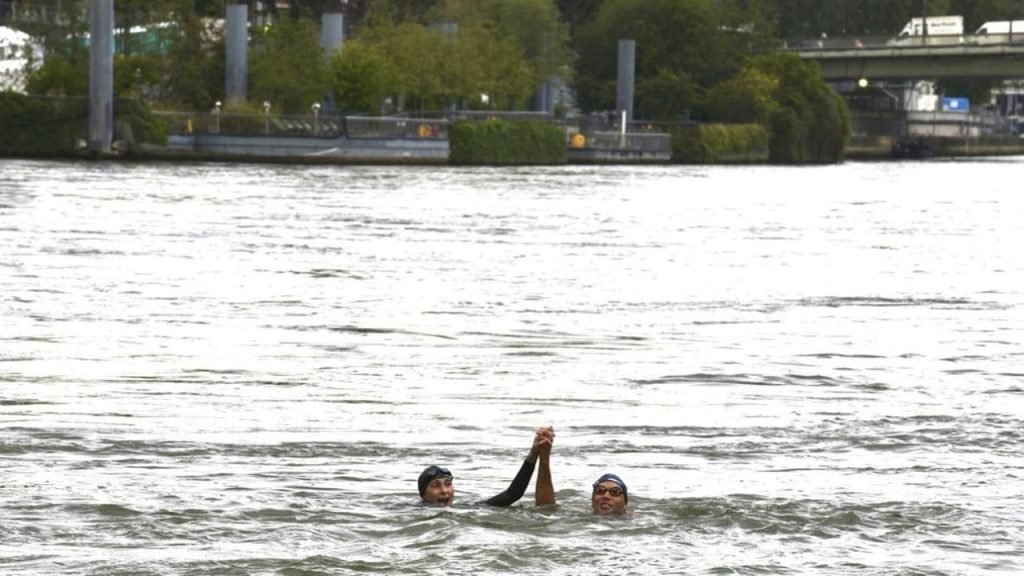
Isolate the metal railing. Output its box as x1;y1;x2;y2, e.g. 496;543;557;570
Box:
577;131;672;153
346;115;449;139
153;111;451;140
153;109;674;154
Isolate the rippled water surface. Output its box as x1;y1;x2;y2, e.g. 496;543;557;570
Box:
2;159;1023;575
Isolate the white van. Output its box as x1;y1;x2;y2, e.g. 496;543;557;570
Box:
968;21;1024;44
974;20;1024;35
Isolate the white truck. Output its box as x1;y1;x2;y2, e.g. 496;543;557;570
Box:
889;15;964;45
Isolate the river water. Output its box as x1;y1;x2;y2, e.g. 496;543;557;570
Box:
1;158;1022;575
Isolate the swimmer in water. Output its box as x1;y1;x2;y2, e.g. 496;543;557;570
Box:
534;428;629;515
418;426;555;507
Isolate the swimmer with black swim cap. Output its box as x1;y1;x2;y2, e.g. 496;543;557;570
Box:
417;426;554;507
418;465;454;505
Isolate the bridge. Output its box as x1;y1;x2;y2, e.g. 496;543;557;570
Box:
789;35;1024;81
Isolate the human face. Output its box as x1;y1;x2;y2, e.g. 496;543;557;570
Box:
422;476;454;505
591;481;627;515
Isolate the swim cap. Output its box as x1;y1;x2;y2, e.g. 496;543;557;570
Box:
418;465;453;497
593;473;628;504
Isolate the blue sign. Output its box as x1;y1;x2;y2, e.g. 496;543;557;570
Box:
942;97;970;112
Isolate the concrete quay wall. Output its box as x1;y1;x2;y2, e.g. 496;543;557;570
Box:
148;134;450;164
846;134;1024;160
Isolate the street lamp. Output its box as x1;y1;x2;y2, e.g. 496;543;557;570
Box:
311;102;321;135
213;100;222;134
263;100;271;136
921;0;928;45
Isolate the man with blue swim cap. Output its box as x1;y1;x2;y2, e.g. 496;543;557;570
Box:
418;426;555;507
533;428;629;515
590;473;628;515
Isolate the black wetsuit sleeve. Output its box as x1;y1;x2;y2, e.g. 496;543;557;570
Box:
482;458;536;507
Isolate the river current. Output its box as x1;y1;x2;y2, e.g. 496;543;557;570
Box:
1;158;1022;575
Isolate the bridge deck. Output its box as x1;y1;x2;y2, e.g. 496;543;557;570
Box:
789;35;1024;80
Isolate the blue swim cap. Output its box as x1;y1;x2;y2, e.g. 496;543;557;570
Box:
593;473;628;504
418;465;453;497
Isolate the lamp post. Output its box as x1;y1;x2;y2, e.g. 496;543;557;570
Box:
311;102;321;135
263;100;271;135
921;0;928;46
213;100;222;134
1009;5;1015;43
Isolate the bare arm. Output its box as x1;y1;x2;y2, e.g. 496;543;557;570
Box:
535;426;555;507
482;426;553;507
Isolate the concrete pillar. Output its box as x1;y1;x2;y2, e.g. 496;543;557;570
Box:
616;39;636;124
532;80;550;113
321;12;344;58
225;3;248;106
88;0;114;154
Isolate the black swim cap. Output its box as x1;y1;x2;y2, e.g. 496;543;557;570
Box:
418;465;453;497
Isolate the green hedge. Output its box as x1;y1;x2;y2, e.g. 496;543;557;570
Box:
671;123;768;164
0;93;166;157
0;93;89;155
449;119;566;165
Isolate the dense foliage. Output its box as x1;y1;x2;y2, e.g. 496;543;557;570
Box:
0;92;166;156
671;123;769;164
449;119;566;164
757;54;849;163
334;0;571;112
0;92;87;155
249;17;328;114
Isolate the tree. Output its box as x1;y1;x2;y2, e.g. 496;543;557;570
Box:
427;0;573;103
345;0;565;111
162;0;224;109
703;67;780;124
248;17;329;113
554;0;603;30
572;0;749;119
748;53;850;163
328;39;396;113
360;20;448;109
481;0;573;82
363;0;441;24
25;56;89;97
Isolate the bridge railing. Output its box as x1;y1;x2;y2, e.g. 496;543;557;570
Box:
784;33;1024;51
782;35;891;50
